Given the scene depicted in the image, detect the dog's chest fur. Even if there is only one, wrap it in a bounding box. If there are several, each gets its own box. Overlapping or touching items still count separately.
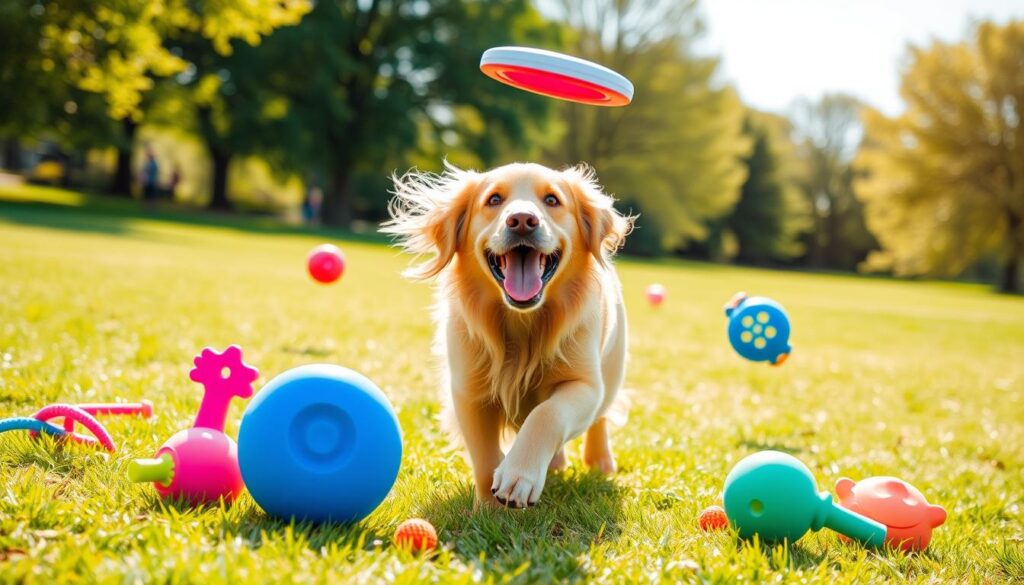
[450,301,599,428]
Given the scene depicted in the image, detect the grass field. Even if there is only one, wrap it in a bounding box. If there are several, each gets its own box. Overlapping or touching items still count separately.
[1,186,1023,583]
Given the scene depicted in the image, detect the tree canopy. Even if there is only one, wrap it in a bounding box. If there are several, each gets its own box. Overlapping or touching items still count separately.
[856,20,1024,292]
[792,94,877,270]
[243,0,561,225]
[543,0,750,254]
[712,111,811,264]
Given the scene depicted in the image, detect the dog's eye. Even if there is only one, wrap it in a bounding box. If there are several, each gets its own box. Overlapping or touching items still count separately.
[487,194,503,206]
[543,194,560,207]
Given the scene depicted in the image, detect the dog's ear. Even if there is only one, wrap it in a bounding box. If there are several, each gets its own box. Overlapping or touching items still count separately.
[563,164,634,266]
[382,163,480,280]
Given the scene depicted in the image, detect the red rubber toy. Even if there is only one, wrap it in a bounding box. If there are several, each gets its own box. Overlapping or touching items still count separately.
[394,518,438,553]
[699,505,729,531]
[307,244,345,284]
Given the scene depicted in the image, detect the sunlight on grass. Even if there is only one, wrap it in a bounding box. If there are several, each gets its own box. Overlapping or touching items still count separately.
[0,184,89,207]
[1,191,1022,583]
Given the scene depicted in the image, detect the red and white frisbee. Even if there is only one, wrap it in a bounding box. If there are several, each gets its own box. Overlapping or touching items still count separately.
[480,46,633,107]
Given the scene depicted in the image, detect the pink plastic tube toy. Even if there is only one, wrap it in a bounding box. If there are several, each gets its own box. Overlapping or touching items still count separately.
[18,400,153,452]
[129,346,257,505]
[56,401,153,433]
[32,404,118,452]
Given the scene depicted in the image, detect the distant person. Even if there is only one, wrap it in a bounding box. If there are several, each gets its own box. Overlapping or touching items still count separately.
[168,165,181,201]
[141,148,159,207]
[303,185,324,226]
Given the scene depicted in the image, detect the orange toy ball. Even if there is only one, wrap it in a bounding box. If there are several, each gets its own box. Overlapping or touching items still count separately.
[699,505,729,531]
[394,518,438,552]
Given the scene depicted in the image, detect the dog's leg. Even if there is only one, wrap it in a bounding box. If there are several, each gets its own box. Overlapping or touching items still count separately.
[452,391,505,509]
[492,380,600,508]
[583,417,616,474]
[549,446,567,471]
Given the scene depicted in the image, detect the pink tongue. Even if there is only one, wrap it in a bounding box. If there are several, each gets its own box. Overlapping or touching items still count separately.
[503,249,543,302]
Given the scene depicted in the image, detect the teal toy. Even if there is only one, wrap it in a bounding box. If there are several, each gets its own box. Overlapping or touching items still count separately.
[723,451,887,546]
[724,292,791,365]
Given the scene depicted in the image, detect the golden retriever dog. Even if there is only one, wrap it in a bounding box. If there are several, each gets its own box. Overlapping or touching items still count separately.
[382,162,633,508]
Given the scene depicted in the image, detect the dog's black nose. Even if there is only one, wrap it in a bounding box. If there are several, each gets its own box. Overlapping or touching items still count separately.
[506,212,539,235]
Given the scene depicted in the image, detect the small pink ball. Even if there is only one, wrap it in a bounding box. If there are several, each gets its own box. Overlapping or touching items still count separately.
[646,283,666,306]
[308,244,345,284]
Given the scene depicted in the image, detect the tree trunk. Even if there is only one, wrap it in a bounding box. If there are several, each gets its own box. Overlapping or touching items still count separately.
[207,150,232,210]
[1003,256,1020,294]
[323,166,353,227]
[1001,211,1022,294]
[110,118,137,197]
[2,138,21,171]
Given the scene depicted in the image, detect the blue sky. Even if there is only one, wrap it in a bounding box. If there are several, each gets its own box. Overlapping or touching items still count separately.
[698,0,1024,115]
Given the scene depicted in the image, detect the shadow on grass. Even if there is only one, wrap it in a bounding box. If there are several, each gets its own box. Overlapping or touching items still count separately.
[131,492,391,555]
[416,469,626,582]
[136,470,623,581]
[0,198,136,237]
[736,439,803,455]
[192,470,620,581]
[733,537,828,571]
[0,193,390,246]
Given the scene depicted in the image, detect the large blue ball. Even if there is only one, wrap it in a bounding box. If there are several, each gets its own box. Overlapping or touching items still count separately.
[238,364,402,523]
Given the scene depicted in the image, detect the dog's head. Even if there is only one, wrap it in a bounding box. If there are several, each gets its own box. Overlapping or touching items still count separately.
[383,162,633,311]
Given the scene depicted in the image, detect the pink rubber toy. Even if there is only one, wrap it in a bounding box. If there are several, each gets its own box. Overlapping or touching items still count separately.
[129,346,258,505]
[32,404,117,452]
[646,283,666,307]
[835,476,947,552]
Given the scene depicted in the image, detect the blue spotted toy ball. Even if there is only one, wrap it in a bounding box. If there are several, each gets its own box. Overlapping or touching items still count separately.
[724,292,792,365]
[238,364,402,523]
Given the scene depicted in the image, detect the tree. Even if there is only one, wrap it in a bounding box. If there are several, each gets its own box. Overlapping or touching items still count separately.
[247,0,560,226]
[711,111,811,264]
[0,0,119,169]
[856,20,1024,293]
[17,0,307,197]
[791,94,877,270]
[543,0,750,254]
[168,25,308,209]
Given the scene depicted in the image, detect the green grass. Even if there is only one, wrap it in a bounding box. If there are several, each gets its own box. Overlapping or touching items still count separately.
[1,185,1022,583]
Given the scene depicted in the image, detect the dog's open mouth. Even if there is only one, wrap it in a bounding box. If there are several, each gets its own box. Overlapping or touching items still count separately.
[486,245,561,309]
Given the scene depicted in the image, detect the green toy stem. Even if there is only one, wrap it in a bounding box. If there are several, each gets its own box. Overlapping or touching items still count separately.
[820,493,887,547]
[128,453,174,487]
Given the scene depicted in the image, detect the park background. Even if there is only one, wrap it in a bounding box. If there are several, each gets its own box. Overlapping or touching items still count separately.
[2,0,1023,293]
[1,1,1023,583]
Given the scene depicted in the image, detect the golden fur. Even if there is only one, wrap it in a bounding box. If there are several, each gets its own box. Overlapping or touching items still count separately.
[383,161,633,508]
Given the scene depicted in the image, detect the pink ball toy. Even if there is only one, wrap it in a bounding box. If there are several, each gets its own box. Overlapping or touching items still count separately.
[129,346,258,505]
[835,476,947,552]
[307,244,345,284]
[646,283,666,306]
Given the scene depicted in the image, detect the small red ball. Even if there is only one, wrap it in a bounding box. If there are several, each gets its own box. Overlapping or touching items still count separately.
[394,518,438,553]
[307,244,345,284]
[646,283,666,306]
[699,505,728,531]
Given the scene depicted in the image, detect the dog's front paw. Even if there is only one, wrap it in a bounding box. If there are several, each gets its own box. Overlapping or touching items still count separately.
[473,490,503,511]
[491,459,547,509]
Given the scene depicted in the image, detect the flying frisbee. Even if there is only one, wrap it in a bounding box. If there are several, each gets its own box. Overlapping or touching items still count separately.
[480,46,633,107]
